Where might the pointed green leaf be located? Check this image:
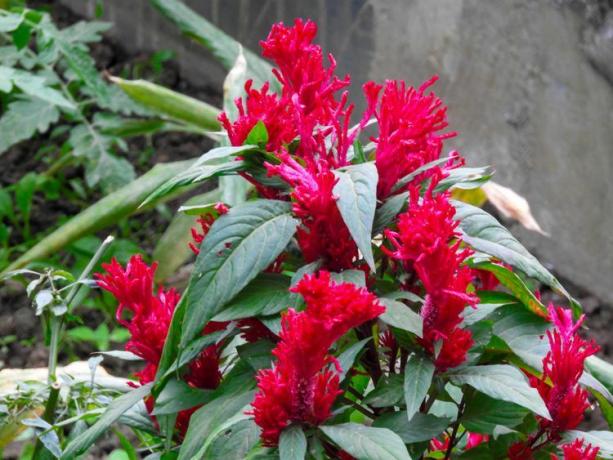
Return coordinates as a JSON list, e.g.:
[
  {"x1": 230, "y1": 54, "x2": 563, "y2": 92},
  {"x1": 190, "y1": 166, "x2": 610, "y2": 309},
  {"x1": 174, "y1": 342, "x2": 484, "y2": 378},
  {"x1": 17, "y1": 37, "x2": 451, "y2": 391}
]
[
  {"x1": 320, "y1": 423, "x2": 412, "y2": 460},
  {"x1": 373, "y1": 412, "x2": 450, "y2": 444},
  {"x1": 379, "y1": 299, "x2": 423, "y2": 338},
  {"x1": 181, "y1": 200, "x2": 298, "y2": 346},
  {"x1": 61, "y1": 383, "x2": 153, "y2": 459},
  {"x1": 373, "y1": 191, "x2": 409, "y2": 235},
  {"x1": 279, "y1": 425, "x2": 307, "y2": 460},
  {"x1": 333, "y1": 162, "x2": 378, "y2": 271},
  {"x1": 404, "y1": 353, "x2": 435, "y2": 421}
]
